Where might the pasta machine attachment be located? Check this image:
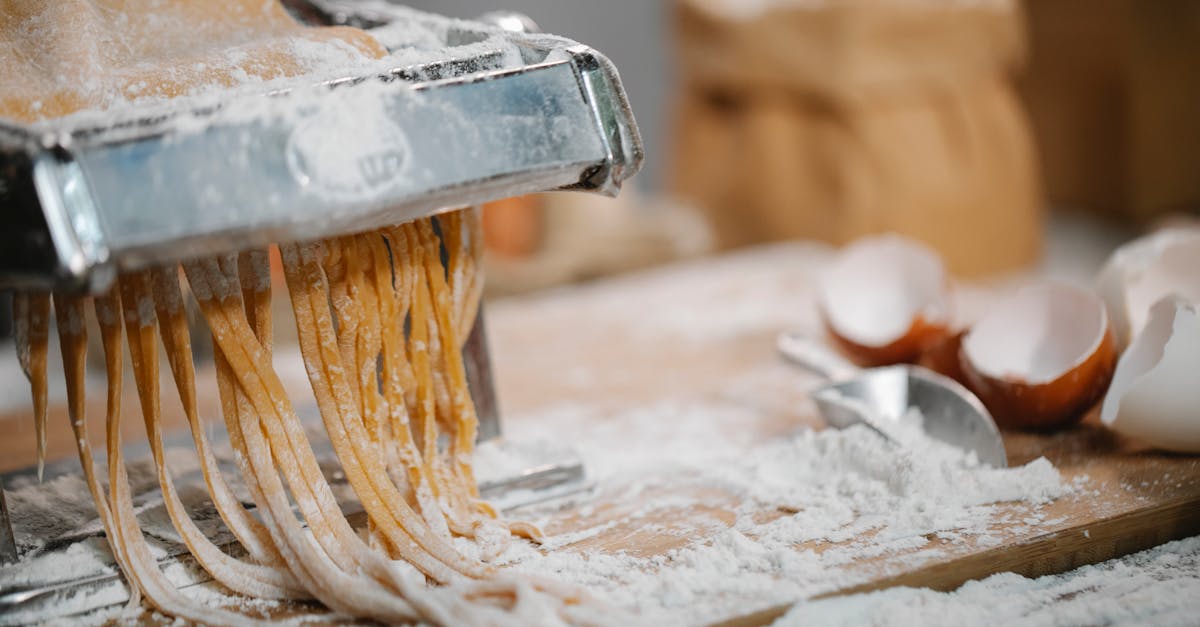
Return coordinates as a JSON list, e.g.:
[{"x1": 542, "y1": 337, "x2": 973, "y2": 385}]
[{"x1": 0, "y1": 1, "x2": 639, "y2": 620}]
